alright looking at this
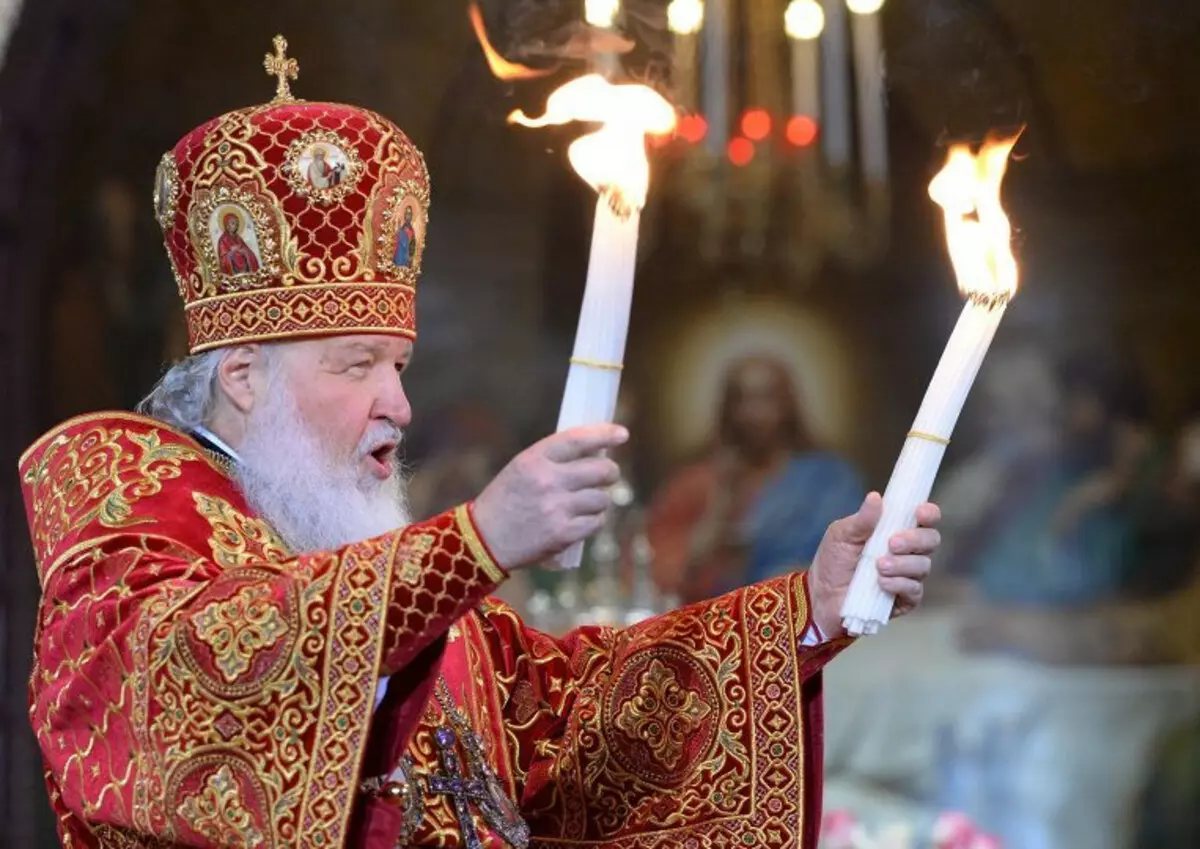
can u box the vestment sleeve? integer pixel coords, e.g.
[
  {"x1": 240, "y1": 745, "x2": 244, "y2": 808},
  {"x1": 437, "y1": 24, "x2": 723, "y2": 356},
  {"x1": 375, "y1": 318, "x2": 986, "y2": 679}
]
[{"x1": 477, "y1": 572, "x2": 853, "y2": 846}]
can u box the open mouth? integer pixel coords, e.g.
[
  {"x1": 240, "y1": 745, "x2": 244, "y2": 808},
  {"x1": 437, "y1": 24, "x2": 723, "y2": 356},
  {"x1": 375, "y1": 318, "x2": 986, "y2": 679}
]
[{"x1": 366, "y1": 442, "x2": 397, "y2": 477}]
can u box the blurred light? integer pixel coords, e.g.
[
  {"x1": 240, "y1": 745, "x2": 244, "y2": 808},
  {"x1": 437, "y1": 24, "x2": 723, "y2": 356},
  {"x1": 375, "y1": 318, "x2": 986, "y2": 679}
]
[
  {"x1": 786, "y1": 114, "x2": 819, "y2": 147},
  {"x1": 846, "y1": 0, "x2": 885, "y2": 13},
  {"x1": 784, "y1": 0, "x2": 825, "y2": 40},
  {"x1": 585, "y1": 0, "x2": 620, "y2": 28},
  {"x1": 667, "y1": 0, "x2": 704, "y2": 35},
  {"x1": 741, "y1": 108, "x2": 772, "y2": 141},
  {"x1": 728, "y1": 137, "x2": 755, "y2": 166},
  {"x1": 678, "y1": 113, "x2": 708, "y2": 143}
]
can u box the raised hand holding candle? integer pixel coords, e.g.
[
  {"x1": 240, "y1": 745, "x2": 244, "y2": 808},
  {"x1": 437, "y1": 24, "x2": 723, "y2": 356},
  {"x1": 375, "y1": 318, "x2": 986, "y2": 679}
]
[
  {"x1": 471, "y1": 8, "x2": 677, "y2": 571},
  {"x1": 840, "y1": 131, "x2": 1022, "y2": 636},
  {"x1": 508, "y1": 77, "x2": 676, "y2": 570}
]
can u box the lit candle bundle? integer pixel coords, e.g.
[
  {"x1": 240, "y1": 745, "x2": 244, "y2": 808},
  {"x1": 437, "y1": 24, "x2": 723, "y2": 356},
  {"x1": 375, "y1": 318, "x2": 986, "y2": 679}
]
[
  {"x1": 469, "y1": 5, "x2": 677, "y2": 570},
  {"x1": 840, "y1": 131, "x2": 1022, "y2": 636},
  {"x1": 508, "y1": 76, "x2": 676, "y2": 570}
]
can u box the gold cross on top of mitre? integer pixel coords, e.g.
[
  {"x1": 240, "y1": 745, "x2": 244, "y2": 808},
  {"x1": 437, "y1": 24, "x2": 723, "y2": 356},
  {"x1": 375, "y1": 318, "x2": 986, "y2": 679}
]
[{"x1": 264, "y1": 35, "x2": 299, "y2": 102}]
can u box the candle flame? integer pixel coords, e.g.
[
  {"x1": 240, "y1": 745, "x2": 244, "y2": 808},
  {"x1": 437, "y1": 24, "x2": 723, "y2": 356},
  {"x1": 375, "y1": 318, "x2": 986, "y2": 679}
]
[
  {"x1": 468, "y1": 2, "x2": 553, "y2": 80},
  {"x1": 927, "y1": 131, "x2": 1022, "y2": 301},
  {"x1": 508, "y1": 75, "x2": 676, "y2": 212}
]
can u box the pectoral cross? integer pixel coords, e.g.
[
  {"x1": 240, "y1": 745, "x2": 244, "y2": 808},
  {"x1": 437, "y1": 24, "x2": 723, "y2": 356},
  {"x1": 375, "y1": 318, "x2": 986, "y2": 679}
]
[
  {"x1": 428, "y1": 725, "x2": 490, "y2": 849},
  {"x1": 263, "y1": 35, "x2": 299, "y2": 102}
]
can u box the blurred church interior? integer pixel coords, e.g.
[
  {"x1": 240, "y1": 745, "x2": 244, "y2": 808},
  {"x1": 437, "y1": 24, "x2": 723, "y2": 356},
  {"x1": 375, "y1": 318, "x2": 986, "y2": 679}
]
[{"x1": 2, "y1": 0, "x2": 1200, "y2": 846}]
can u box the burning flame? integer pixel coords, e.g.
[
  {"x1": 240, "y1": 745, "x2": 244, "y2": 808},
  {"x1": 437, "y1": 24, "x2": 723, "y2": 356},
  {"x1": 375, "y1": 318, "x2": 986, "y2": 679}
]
[
  {"x1": 468, "y1": 2, "x2": 675, "y2": 212},
  {"x1": 469, "y1": 2, "x2": 553, "y2": 80},
  {"x1": 509, "y1": 76, "x2": 676, "y2": 211},
  {"x1": 927, "y1": 131, "x2": 1022, "y2": 300}
]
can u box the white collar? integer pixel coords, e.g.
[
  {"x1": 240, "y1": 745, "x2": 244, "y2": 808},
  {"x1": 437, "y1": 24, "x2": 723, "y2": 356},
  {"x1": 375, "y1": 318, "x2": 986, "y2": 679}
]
[{"x1": 193, "y1": 424, "x2": 242, "y2": 463}]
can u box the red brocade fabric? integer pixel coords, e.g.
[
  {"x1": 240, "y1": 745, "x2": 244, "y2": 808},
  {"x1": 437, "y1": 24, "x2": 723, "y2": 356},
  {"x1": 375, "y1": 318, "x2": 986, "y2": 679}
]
[{"x1": 20, "y1": 412, "x2": 851, "y2": 848}]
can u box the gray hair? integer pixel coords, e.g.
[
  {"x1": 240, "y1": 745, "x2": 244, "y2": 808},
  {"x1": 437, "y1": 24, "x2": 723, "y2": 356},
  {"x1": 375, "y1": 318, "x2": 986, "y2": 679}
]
[{"x1": 137, "y1": 349, "x2": 227, "y2": 432}]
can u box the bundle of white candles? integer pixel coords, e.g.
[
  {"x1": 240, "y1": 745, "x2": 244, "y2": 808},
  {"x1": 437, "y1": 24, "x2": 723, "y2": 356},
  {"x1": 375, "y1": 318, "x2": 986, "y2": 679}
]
[
  {"x1": 840, "y1": 132, "x2": 1022, "y2": 635},
  {"x1": 507, "y1": 75, "x2": 677, "y2": 570}
]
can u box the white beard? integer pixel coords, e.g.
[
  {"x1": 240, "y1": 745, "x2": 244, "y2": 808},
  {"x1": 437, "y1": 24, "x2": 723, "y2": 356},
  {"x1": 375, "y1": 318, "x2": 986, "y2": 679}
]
[{"x1": 232, "y1": 375, "x2": 411, "y2": 555}]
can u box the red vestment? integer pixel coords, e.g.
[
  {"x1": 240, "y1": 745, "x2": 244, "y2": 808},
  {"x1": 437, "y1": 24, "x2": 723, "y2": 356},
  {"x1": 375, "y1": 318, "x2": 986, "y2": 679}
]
[{"x1": 20, "y1": 413, "x2": 851, "y2": 848}]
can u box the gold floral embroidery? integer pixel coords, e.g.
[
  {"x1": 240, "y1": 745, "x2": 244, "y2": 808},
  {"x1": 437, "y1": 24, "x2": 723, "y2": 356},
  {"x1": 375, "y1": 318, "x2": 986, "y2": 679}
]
[
  {"x1": 613, "y1": 658, "x2": 713, "y2": 771},
  {"x1": 192, "y1": 585, "x2": 288, "y2": 682},
  {"x1": 193, "y1": 492, "x2": 290, "y2": 569},
  {"x1": 20, "y1": 420, "x2": 203, "y2": 583},
  {"x1": 176, "y1": 765, "x2": 265, "y2": 848}
]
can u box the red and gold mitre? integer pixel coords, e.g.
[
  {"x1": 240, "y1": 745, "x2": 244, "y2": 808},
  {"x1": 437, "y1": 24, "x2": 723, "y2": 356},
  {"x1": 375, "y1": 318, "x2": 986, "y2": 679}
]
[{"x1": 153, "y1": 36, "x2": 430, "y2": 353}]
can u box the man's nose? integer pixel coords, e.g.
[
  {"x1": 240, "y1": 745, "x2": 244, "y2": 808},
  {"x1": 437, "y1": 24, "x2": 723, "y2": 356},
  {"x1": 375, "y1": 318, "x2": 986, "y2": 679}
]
[{"x1": 374, "y1": 375, "x2": 412, "y2": 429}]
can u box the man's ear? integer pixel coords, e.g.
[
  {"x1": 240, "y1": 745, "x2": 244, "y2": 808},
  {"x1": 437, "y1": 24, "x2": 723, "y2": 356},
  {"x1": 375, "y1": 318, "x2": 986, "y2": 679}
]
[{"x1": 216, "y1": 345, "x2": 265, "y2": 415}]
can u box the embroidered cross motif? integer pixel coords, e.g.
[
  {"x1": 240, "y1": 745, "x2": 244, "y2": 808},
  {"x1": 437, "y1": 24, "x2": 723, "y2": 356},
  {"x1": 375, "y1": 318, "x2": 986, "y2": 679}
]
[{"x1": 263, "y1": 35, "x2": 299, "y2": 102}]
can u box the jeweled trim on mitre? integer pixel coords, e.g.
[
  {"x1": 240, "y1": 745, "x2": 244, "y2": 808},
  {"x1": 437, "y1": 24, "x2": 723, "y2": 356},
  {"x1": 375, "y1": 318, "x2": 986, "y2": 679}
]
[{"x1": 185, "y1": 280, "x2": 417, "y2": 352}]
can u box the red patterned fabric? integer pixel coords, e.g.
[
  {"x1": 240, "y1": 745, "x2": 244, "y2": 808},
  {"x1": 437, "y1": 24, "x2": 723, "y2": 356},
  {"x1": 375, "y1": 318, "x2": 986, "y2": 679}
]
[
  {"x1": 358, "y1": 576, "x2": 852, "y2": 847},
  {"x1": 153, "y1": 38, "x2": 430, "y2": 353},
  {"x1": 20, "y1": 412, "x2": 851, "y2": 847},
  {"x1": 19, "y1": 413, "x2": 503, "y2": 848}
]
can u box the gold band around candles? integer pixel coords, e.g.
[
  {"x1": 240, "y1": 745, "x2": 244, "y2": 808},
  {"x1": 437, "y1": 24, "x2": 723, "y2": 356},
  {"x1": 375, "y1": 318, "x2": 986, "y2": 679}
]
[
  {"x1": 570, "y1": 356, "x2": 624, "y2": 371},
  {"x1": 906, "y1": 430, "x2": 950, "y2": 446}
]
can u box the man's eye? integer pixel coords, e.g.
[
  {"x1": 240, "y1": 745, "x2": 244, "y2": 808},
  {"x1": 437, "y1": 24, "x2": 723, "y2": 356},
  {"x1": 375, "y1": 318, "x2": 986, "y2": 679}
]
[{"x1": 347, "y1": 360, "x2": 371, "y2": 374}]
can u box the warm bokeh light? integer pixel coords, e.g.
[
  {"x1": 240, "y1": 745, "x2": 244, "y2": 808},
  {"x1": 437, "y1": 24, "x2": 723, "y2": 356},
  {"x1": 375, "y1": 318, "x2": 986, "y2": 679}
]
[
  {"x1": 741, "y1": 108, "x2": 772, "y2": 141},
  {"x1": 677, "y1": 113, "x2": 709, "y2": 144},
  {"x1": 784, "y1": 0, "x2": 825, "y2": 40},
  {"x1": 846, "y1": 0, "x2": 886, "y2": 14},
  {"x1": 727, "y1": 137, "x2": 755, "y2": 166},
  {"x1": 786, "y1": 114, "x2": 819, "y2": 147},
  {"x1": 585, "y1": 0, "x2": 621, "y2": 28},
  {"x1": 927, "y1": 131, "x2": 1023, "y2": 298},
  {"x1": 667, "y1": 0, "x2": 704, "y2": 35}
]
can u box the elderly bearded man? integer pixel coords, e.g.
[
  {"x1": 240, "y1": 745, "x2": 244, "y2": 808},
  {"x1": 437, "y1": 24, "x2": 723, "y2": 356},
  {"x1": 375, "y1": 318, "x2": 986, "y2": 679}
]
[{"x1": 19, "y1": 41, "x2": 941, "y2": 849}]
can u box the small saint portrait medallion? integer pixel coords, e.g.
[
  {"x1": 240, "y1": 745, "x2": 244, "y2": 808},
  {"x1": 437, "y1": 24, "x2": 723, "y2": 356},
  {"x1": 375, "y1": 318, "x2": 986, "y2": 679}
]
[
  {"x1": 209, "y1": 205, "x2": 263, "y2": 277},
  {"x1": 153, "y1": 151, "x2": 179, "y2": 229},
  {"x1": 284, "y1": 130, "x2": 362, "y2": 205},
  {"x1": 391, "y1": 196, "x2": 424, "y2": 270},
  {"x1": 377, "y1": 181, "x2": 429, "y2": 282}
]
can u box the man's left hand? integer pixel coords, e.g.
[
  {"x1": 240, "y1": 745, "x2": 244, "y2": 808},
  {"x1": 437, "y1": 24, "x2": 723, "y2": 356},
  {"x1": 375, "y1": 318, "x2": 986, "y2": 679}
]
[{"x1": 808, "y1": 493, "x2": 942, "y2": 640}]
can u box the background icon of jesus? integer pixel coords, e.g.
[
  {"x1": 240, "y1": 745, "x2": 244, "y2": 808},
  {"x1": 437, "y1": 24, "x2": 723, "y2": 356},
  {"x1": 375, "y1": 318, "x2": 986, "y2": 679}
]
[
  {"x1": 214, "y1": 209, "x2": 261, "y2": 276},
  {"x1": 393, "y1": 204, "x2": 417, "y2": 268}
]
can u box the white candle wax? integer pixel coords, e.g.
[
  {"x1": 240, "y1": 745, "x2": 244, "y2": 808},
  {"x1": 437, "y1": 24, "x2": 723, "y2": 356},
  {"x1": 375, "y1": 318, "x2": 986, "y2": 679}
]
[
  {"x1": 790, "y1": 36, "x2": 821, "y2": 122},
  {"x1": 820, "y1": 0, "x2": 853, "y2": 170},
  {"x1": 851, "y1": 10, "x2": 888, "y2": 184},
  {"x1": 549, "y1": 191, "x2": 641, "y2": 570},
  {"x1": 839, "y1": 296, "x2": 1008, "y2": 635}
]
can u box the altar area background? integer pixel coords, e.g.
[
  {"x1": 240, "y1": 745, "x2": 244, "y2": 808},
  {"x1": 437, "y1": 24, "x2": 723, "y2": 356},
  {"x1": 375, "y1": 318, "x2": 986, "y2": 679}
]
[{"x1": 1, "y1": 1, "x2": 1200, "y2": 847}]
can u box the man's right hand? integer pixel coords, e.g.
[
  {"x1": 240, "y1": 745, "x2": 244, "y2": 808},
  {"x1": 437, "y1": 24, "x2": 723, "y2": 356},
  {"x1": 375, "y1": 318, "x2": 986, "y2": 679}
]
[{"x1": 471, "y1": 424, "x2": 628, "y2": 570}]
